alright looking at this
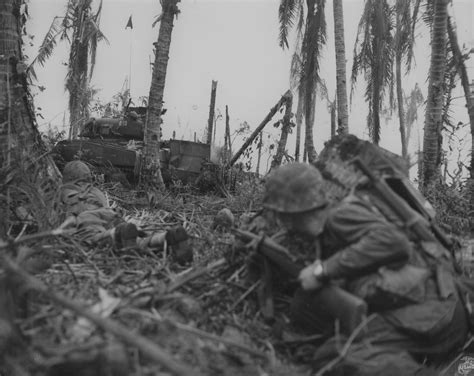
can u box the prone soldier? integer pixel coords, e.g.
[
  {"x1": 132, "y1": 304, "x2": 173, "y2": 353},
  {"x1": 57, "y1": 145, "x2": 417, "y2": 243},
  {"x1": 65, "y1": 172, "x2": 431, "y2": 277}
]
[{"x1": 59, "y1": 160, "x2": 192, "y2": 263}]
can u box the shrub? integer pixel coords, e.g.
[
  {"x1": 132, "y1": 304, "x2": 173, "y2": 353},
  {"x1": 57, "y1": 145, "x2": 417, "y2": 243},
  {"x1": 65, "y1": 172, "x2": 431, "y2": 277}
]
[{"x1": 423, "y1": 180, "x2": 470, "y2": 235}]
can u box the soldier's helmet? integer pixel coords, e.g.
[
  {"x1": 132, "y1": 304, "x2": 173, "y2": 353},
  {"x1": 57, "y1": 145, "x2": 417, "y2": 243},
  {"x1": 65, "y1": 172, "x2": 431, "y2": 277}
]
[
  {"x1": 263, "y1": 163, "x2": 328, "y2": 213},
  {"x1": 128, "y1": 111, "x2": 139, "y2": 120},
  {"x1": 62, "y1": 161, "x2": 92, "y2": 183}
]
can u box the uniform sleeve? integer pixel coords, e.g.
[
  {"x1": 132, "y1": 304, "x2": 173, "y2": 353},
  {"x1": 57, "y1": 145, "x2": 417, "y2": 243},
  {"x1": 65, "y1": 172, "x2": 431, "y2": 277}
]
[
  {"x1": 88, "y1": 187, "x2": 109, "y2": 208},
  {"x1": 322, "y1": 201, "x2": 411, "y2": 280}
]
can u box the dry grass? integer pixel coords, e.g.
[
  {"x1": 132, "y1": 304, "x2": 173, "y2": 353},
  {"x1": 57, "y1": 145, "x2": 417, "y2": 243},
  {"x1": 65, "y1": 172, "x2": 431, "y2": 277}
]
[
  {"x1": 0, "y1": 177, "x2": 308, "y2": 376},
  {"x1": 3, "y1": 164, "x2": 472, "y2": 375}
]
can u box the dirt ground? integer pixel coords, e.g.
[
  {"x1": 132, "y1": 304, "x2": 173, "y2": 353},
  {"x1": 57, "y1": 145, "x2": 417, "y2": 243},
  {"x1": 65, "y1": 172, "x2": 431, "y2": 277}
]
[
  {"x1": 1, "y1": 180, "x2": 321, "y2": 376},
  {"x1": 2, "y1": 175, "x2": 473, "y2": 376}
]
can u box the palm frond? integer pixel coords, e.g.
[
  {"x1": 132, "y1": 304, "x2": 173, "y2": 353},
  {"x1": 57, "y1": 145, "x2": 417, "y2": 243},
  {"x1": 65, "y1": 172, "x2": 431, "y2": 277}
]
[
  {"x1": 84, "y1": 18, "x2": 108, "y2": 78},
  {"x1": 350, "y1": 0, "x2": 372, "y2": 101},
  {"x1": 290, "y1": 52, "x2": 302, "y2": 90},
  {"x1": 421, "y1": 0, "x2": 435, "y2": 30},
  {"x1": 61, "y1": 0, "x2": 76, "y2": 34},
  {"x1": 94, "y1": 0, "x2": 103, "y2": 23},
  {"x1": 351, "y1": 0, "x2": 394, "y2": 143},
  {"x1": 29, "y1": 16, "x2": 63, "y2": 69},
  {"x1": 411, "y1": 0, "x2": 422, "y2": 37},
  {"x1": 296, "y1": 0, "x2": 305, "y2": 37},
  {"x1": 316, "y1": 78, "x2": 329, "y2": 102},
  {"x1": 89, "y1": 33, "x2": 98, "y2": 79},
  {"x1": 394, "y1": 0, "x2": 417, "y2": 71},
  {"x1": 27, "y1": 64, "x2": 37, "y2": 82},
  {"x1": 278, "y1": 0, "x2": 300, "y2": 49},
  {"x1": 301, "y1": 0, "x2": 326, "y2": 90},
  {"x1": 84, "y1": 18, "x2": 108, "y2": 44}
]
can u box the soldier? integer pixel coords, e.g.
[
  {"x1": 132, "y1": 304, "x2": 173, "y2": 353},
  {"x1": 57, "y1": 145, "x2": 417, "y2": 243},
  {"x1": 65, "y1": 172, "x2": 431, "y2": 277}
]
[
  {"x1": 255, "y1": 162, "x2": 469, "y2": 375},
  {"x1": 60, "y1": 161, "x2": 192, "y2": 263}
]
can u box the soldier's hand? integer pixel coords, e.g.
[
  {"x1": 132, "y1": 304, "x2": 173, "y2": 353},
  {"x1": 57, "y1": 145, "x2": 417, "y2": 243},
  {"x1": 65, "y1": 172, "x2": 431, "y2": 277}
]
[{"x1": 298, "y1": 264, "x2": 323, "y2": 291}]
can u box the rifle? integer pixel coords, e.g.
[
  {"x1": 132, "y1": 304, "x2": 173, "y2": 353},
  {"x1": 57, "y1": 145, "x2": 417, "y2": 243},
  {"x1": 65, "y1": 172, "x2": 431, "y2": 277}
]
[
  {"x1": 232, "y1": 228, "x2": 367, "y2": 336},
  {"x1": 351, "y1": 157, "x2": 453, "y2": 261}
]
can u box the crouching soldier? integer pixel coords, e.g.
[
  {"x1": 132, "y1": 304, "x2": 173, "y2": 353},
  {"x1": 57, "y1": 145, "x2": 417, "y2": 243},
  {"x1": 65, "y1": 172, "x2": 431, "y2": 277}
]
[
  {"x1": 59, "y1": 161, "x2": 192, "y2": 264},
  {"x1": 247, "y1": 162, "x2": 469, "y2": 375}
]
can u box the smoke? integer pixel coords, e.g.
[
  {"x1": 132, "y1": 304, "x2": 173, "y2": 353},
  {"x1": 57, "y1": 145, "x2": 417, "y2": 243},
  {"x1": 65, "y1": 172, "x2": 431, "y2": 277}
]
[{"x1": 210, "y1": 145, "x2": 224, "y2": 164}]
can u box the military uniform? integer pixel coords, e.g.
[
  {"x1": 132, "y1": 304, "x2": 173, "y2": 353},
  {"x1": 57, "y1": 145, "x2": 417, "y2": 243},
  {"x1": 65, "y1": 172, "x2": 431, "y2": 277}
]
[
  {"x1": 305, "y1": 194, "x2": 467, "y2": 374},
  {"x1": 256, "y1": 162, "x2": 469, "y2": 375},
  {"x1": 59, "y1": 161, "x2": 193, "y2": 262},
  {"x1": 60, "y1": 180, "x2": 123, "y2": 244},
  {"x1": 59, "y1": 161, "x2": 124, "y2": 244}
]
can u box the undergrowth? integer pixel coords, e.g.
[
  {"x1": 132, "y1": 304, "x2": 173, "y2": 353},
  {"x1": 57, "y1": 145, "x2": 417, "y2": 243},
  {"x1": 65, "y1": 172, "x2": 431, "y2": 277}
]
[
  {"x1": 422, "y1": 180, "x2": 471, "y2": 235},
  {"x1": 1, "y1": 158, "x2": 472, "y2": 375}
]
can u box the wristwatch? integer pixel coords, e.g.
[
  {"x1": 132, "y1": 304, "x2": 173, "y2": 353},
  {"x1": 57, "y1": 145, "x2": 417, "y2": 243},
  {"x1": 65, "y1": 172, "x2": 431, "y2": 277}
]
[{"x1": 312, "y1": 260, "x2": 326, "y2": 281}]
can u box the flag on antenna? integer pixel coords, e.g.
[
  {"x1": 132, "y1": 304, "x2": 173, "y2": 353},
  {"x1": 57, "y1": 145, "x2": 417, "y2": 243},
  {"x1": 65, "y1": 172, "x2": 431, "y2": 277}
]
[{"x1": 125, "y1": 15, "x2": 133, "y2": 29}]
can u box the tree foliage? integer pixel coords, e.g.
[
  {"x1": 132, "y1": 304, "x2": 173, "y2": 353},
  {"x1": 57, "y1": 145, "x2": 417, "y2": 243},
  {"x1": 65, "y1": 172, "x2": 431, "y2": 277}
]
[
  {"x1": 278, "y1": 0, "x2": 326, "y2": 163},
  {"x1": 351, "y1": 0, "x2": 394, "y2": 144},
  {"x1": 31, "y1": 0, "x2": 107, "y2": 138}
]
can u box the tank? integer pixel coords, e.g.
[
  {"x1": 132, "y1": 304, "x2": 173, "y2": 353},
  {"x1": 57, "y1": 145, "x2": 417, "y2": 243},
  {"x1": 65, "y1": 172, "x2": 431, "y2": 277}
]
[{"x1": 53, "y1": 107, "x2": 214, "y2": 186}]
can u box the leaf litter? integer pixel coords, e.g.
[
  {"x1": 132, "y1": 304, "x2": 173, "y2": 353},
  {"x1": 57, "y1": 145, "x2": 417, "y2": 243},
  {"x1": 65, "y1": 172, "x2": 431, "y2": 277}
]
[{"x1": 1, "y1": 179, "x2": 311, "y2": 376}]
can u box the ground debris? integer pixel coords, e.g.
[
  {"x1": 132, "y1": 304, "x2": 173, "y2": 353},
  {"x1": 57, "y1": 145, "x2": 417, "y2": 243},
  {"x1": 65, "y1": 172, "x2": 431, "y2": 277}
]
[{"x1": 2, "y1": 185, "x2": 309, "y2": 376}]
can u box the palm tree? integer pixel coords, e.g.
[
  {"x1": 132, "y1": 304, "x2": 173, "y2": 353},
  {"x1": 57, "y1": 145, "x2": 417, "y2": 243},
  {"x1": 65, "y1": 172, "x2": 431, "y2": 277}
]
[
  {"x1": 421, "y1": 0, "x2": 449, "y2": 188},
  {"x1": 279, "y1": 0, "x2": 327, "y2": 163},
  {"x1": 446, "y1": 16, "x2": 474, "y2": 227},
  {"x1": 351, "y1": 0, "x2": 394, "y2": 145},
  {"x1": 143, "y1": 0, "x2": 180, "y2": 188},
  {"x1": 32, "y1": 0, "x2": 107, "y2": 139},
  {"x1": 393, "y1": 0, "x2": 419, "y2": 159},
  {"x1": 332, "y1": 0, "x2": 348, "y2": 134},
  {"x1": 289, "y1": 52, "x2": 304, "y2": 161},
  {"x1": 0, "y1": 0, "x2": 60, "y2": 237},
  {"x1": 294, "y1": 86, "x2": 304, "y2": 161}
]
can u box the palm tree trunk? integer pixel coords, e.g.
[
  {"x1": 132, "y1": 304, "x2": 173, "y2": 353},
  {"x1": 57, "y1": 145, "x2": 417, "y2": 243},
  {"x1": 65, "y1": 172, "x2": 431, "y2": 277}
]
[
  {"x1": 207, "y1": 80, "x2": 218, "y2": 145},
  {"x1": 333, "y1": 0, "x2": 349, "y2": 134},
  {"x1": 422, "y1": 0, "x2": 449, "y2": 189},
  {"x1": 395, "y1": 3, "x2": 407, "y2": 159},
  {"x1": 396, "y1": 54, "x2": 407, "y2": 159},
  {"x1": 0, "y1": 1, "x2": 48, "y2": 166},
  {"x1": 304, "y1": 89, "x2": 317, "y2": 162},
  {"x1": 330, "y1": 100, "x2": 336, "y2": 138},
  {"x1": 303, "y1": 0, "x2": 318, "y2": 163},
  {"x1": 69, "y1": 91, "x2": 84, "y2": 139},
  {"x1": 144, "y1": 0, "x2": 179, "y2": 188},
  {"x1": 0, "y1": 0, "x2": 59, "y2": 236},
  {"x1": 67, "y1": 25, "x2": 89, "y2": 139},
  {"x1": 294, "y1": 87, "x2": 304, "y2": 162},
  {"x1": 271, "y1": 92, "x2": 293, "y2": 169},
  {"x1": 225, "y1": 105, "x2": 232, "y2": 163},
  {"x1": 447, "y1": 16, "x2": 474, "y2": 233},
  {"x1": 369, "y1": 0, "x2": 386, "y2": 145}
]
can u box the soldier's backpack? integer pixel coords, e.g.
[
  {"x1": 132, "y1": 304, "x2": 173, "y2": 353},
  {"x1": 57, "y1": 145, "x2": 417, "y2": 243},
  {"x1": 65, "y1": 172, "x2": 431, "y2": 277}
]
[{"x1": 316, "y1": 134, "x2": 474, "y2": 328}]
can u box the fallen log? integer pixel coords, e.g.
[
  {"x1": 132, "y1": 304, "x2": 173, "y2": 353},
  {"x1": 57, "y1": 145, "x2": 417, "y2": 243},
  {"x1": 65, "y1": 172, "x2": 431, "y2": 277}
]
[{"x1": 230, "y1": 90, "x2": 292, "y2": 166}]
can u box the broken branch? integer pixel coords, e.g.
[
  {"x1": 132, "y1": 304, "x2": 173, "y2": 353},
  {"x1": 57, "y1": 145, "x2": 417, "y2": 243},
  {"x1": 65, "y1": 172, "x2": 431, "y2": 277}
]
[{"x1": 1, "y1": 254, "x2": 198, "y2": 376}]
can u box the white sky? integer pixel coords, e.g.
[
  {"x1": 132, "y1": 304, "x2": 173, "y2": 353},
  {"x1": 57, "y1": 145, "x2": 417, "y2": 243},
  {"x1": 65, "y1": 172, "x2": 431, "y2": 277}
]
[{"x1": 25, "y1": 0, "x2": 474, "y2": 175}]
